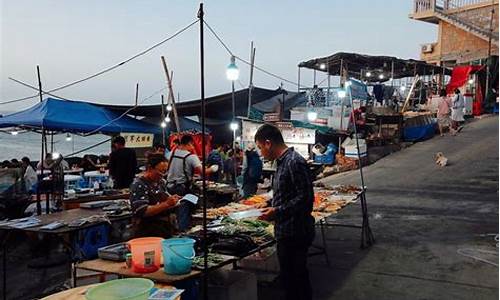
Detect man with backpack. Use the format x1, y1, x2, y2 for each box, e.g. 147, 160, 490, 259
242, 142, 263, 198
166, 134, 217, 231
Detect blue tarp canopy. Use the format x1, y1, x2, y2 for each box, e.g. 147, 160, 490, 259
0, 98, 161, 134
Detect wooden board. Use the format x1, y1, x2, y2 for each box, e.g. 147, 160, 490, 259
76, 259, 201, 284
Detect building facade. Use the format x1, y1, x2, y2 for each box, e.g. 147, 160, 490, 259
409, 0, 499, 66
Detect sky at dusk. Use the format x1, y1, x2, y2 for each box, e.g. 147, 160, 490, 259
0, 0, 436, 111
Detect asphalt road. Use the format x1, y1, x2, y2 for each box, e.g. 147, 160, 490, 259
300, 116, 499, 300
3, 116, 498, 300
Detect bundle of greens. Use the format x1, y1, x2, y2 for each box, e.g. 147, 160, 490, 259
193, 253, 225, 269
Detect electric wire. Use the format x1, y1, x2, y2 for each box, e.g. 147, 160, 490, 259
203, 20, 305, 88
1, 19, 199, 105
82, 86, 167, 136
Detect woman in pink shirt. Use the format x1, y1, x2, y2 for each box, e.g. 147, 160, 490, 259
437, 89, 453, 136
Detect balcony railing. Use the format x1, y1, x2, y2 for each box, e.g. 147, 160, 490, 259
413, 0, 493, 14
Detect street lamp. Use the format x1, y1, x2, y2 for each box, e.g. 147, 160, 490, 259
227, 56, 239, 185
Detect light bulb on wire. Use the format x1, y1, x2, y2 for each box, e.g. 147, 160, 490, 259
226, 56, 239, 81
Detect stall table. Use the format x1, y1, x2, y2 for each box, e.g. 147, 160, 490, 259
0, 208, 132, 300
75, 253, 237, 286
62, 191, 130, 210
40, 282, 179, 300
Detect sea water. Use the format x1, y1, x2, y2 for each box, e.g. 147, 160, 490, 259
0, 131, 111, 161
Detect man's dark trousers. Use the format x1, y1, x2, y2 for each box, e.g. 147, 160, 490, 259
276, 237, 312, 300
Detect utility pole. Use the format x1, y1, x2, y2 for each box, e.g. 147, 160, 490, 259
134, 83, 139, 119
485, 0, 495, 105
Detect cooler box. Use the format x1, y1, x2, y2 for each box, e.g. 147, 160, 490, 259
74, 224, 110, 260
344, 143, 367, 159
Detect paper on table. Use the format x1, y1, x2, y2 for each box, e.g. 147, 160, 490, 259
149, 288, 184, 300
179, 194, 198, 205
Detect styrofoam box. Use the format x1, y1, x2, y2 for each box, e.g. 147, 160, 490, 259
344, 144, 367, 159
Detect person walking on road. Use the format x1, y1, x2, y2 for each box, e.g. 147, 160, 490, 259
451, 88, 465, 134
437, 89, 453, 136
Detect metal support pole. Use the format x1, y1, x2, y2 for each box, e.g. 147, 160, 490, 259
161, 95, 166, 145
348, 91, 375, 248
231, 81, 237, 184
247, 41, 255, 118
134, 83, 139, 119
327, 58, 331, 105
485, 0, 495, 104
298, 66, 301, 93
313, 69, 317, 86
198, 4, 208, 299
37, 66, 44, 216
391, 60, 395, 87
340, 59, 344, 86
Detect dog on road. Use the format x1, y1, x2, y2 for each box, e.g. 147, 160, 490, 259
435, 152, 448, 167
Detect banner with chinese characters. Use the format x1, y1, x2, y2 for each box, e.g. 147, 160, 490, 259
121, 133, 154, 148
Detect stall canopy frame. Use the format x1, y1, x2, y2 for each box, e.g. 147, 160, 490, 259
298, 52, 452, 83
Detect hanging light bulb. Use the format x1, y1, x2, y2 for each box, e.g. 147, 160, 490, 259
65, 133, 72, 142
319, 63, 326, 70
230, 122, 238, 131
226, 56, 239, 81
307, 111, 318, 121
164, 116, 171, 123
160, 121, 167, 128
337, 89, 347, 98
365, 71, 372, 77
378, 74, 384, 80
166, 104, 173, 112
468, 78, 474, 84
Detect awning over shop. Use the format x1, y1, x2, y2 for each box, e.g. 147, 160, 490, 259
446, 65, 484, 94
298, 52, 452, 82
0, 98, 161, 134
